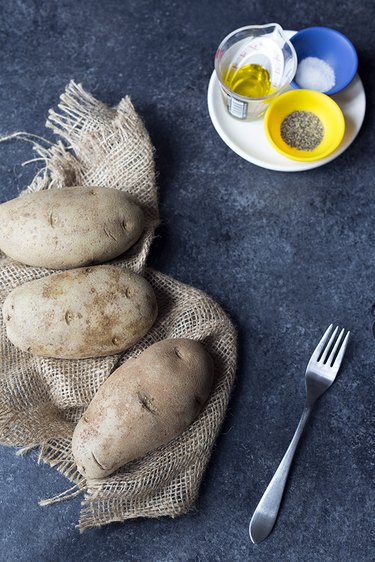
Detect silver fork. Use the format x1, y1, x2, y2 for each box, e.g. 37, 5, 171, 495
249, 324, 350, 544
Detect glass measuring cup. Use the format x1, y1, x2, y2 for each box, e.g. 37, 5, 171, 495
214, 23, 297, 120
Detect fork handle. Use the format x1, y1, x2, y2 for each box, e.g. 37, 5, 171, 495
249, 406, 312, 544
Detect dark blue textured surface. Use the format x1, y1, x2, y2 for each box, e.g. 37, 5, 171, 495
0, 1, 374, 561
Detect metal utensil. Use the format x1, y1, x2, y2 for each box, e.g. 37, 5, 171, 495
249, 324, 350, 544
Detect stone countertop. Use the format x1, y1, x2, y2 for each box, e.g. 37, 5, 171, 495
0, 1, 374, 561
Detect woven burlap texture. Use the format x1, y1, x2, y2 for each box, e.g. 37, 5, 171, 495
0, 81, 237, 531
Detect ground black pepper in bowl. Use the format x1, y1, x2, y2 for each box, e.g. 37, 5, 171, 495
280, 110, 324, 151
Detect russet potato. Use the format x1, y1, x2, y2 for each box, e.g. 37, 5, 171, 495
2, 265, 157, 359
72, 338, 214, 479
0, 187, 144, 269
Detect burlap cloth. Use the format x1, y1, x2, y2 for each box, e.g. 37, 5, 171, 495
0, 81, 237, 531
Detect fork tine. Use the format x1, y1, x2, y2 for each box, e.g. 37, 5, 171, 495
331, 330, 350, 371
320, 326, 339, 364
309, 324, 333, 361
325, 327, 345, 366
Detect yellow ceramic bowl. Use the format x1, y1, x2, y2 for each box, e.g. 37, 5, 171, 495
264, 89, 345, 162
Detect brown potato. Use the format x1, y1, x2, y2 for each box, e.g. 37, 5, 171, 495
2, 265, 157, 359
0, 186, 144, 269
72, 338, 214, 479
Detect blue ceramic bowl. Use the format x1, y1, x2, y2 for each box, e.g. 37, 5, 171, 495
290, 26, 358, 95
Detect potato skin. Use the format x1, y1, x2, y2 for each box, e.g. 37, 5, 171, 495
72, 338, 214, 479
0, 187, 144, 269
2, 265, 157, 359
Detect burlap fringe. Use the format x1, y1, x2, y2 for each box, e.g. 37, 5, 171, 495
39, 484, 84, 507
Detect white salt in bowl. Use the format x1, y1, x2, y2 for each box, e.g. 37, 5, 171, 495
290, 26, 358, 95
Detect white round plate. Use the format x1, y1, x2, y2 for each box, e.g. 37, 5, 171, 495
207, 31, 366, 172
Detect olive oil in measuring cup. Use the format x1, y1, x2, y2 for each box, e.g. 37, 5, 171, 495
215, 24, 297, 119
224, 63, 271, 98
